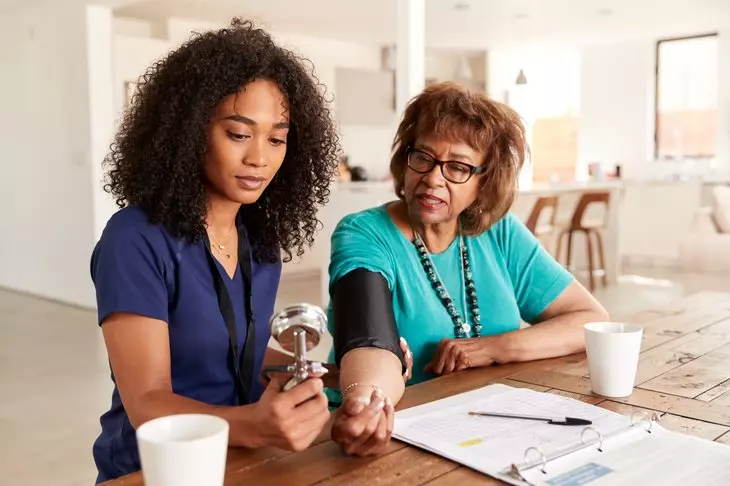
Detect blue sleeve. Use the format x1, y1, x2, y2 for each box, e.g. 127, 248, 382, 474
328, 213, 396, 293
90, 218, 170, 325
499, 213, 574, 323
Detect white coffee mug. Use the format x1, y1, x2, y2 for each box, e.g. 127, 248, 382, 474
584, 322, 643, 398
136, 414, 229, 486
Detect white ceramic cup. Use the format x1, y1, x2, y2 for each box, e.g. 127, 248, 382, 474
584, 322, 643, 398
136, 414, 229, 486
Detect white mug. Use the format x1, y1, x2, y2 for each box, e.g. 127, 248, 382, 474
136, 414, 229, 486
584, 322, 643, 398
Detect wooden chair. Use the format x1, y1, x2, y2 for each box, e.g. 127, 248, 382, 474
525, 195, 559, 238
555, 192, 610, 292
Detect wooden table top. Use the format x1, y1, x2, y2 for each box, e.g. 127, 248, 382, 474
103, 291, 730, 485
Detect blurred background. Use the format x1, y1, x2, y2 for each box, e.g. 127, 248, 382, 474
1, 1, 730, 484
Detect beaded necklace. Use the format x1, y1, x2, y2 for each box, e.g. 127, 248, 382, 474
412, 227, 482, 338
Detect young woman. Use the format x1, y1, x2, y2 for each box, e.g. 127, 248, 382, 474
91, 19, 340, 482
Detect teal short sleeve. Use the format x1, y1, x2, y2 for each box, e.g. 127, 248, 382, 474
328, 212, 396, 293
499, 213, 574, 322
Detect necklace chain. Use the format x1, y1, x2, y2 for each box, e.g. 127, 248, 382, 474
208, 227, 236, 260
412, 227, 482, 339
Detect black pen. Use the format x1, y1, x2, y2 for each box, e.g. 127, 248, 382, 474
468, 411, 592, 426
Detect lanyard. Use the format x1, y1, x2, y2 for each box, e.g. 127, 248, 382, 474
202, 224, 256, 405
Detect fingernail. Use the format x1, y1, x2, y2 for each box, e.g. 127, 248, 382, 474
406, 350, 412, 359
400, 337, 408, 345
373, 398, 385, 411
352, 397, 368, 413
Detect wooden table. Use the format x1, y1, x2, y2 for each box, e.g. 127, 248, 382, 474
104, 291, 730, 485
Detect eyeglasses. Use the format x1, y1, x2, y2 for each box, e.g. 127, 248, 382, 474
406, 148, 486, 184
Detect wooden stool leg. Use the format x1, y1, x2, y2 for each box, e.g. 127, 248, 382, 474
585, 229, 595, 292
555, 231, 564, 263
566, 230, 574, 271
594, 229, 608, 286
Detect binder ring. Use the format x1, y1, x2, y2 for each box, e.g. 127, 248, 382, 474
646, 412, 662, 433
580, 427, 604, 452
630, 411, 648, 426
523, 446, 548, 474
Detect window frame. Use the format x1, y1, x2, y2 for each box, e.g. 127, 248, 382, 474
653, 32, 718, 160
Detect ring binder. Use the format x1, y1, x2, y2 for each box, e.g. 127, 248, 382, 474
524, 447, 547, 473
580, 427, 603, 452
506, 412, 662, 481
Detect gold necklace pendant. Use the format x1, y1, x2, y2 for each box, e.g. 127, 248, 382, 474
208, 229, 235, 259
212, 243, 231, 259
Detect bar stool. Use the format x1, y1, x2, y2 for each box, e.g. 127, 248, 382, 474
525, 195, 559, 238
555, 192, 610, 292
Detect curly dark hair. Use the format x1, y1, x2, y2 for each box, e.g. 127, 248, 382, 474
104, 18, 340, 263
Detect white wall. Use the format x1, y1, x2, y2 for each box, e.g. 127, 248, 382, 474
0, 2, 109, 307
87, 5, 116, 243
487, 46, 581, 186
487, 46, 581, 119
113, 16, 155, 38
338, 125, 397, 179
717, 29, 730, 169
114, 35, 173, 121
577, 40, 656, 180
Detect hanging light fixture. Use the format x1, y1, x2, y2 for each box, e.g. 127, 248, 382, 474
516, 68, 527, 85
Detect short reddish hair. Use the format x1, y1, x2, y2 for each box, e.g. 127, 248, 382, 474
390, 82, 527, 235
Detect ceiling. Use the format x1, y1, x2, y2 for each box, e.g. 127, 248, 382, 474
15, 0, 729, 48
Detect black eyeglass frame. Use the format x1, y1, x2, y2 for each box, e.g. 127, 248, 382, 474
405, 146, 487, 184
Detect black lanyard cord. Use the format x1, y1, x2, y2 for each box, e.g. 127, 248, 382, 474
203, 224, 257, 405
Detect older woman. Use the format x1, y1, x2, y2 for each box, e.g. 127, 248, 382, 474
327, 82, 608, 456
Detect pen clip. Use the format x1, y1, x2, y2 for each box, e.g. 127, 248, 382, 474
548, 417, 593, 426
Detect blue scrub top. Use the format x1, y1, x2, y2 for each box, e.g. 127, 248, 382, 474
90, 206, 281, 483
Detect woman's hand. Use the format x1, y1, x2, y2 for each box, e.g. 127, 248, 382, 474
332, 338, 413, 456
425, 337, 500, 376
247, 375, 331, 452
331, 389, 394, 456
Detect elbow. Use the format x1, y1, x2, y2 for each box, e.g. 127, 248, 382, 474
572, 305, 609, 354
124, 393, 151, 429
591, 303, 610, 324
121, 389, 166, 429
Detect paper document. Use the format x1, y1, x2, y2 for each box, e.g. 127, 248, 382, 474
394, 386, 630, 483
522, 424, 730, 485
394, 384, 730, 485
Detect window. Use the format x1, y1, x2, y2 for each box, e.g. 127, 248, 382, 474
655, 34, 718, 160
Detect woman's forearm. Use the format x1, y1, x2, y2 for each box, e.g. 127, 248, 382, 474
492, 309, 607, 363
126, 389, 262, 447
339, 348, 404, 404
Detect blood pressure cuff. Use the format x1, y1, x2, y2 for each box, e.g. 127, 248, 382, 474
331, 268, 407, 373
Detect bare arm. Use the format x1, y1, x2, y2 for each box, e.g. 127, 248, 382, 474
339, 347, 405, 405
428, 281, 609, 375
103, 313, 329, 450
493, 280, 609, 362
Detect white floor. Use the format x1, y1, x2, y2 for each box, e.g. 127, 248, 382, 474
1, 265, 728, 485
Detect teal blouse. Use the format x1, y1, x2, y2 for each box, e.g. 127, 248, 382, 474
327, 203, 573, 387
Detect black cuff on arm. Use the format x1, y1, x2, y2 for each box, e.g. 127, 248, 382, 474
331, 268, 406, 372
